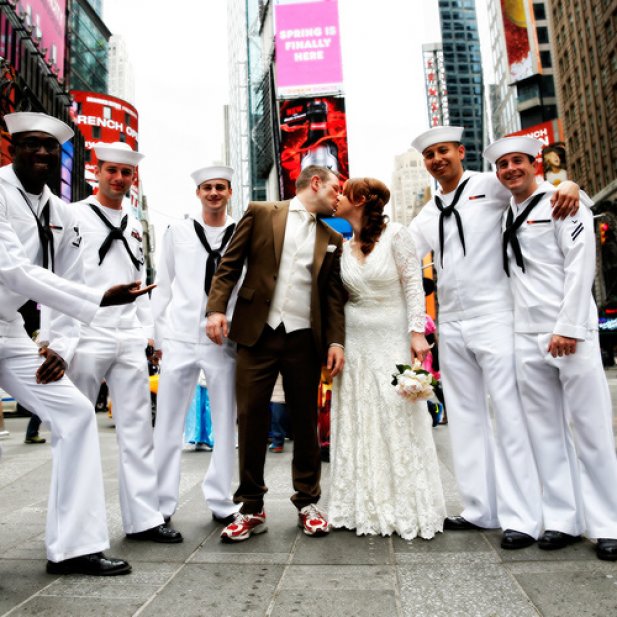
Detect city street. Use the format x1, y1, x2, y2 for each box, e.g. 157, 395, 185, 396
1, 368, 616, 617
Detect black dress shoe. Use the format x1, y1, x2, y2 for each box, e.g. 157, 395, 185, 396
538, 530, 582, 550
596, 538, 617, 561
212, 512, 237, 526
501, 529, 535, 550
126, 524, 183, 543
46, 552, 131, 576
443, 516, 484, 531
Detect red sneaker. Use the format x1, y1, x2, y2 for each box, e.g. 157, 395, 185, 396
298, 504, 330, 537
220, 511, 267, 543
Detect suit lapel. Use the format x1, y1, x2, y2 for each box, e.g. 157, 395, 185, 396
272, 201, 289, 268
312, 220, 329, 280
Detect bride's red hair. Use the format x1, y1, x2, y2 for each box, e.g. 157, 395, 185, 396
343, 177, 390, 255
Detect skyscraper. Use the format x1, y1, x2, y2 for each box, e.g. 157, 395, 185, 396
437, 0, 484, 171
547, 0, 617, 200
68, 0, 110, 93
108, 35, 135, 104
226, 0, 251, 219
390, 150, 431, 225
486, 0, 520, 137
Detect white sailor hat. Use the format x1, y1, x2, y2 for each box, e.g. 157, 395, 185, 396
483, 136, 543, 165
93, 141, 145, 166
191, 164, 234, 186
4, 112, 74, 144
411, 126, 464, 153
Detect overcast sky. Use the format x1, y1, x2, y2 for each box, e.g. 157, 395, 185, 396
103, 0, 491, 254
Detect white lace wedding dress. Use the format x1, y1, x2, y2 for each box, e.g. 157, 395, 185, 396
329, 222, 446, 540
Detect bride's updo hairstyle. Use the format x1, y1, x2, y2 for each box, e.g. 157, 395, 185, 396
343, 177, 390, 256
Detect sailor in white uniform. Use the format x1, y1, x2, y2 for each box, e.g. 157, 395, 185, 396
152, 164, 240, 526
485, 135, 617, 561
409, 126, 580, 549
44, 142, 182, 544
0, 112, 149, 575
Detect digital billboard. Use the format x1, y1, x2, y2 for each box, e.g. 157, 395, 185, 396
70, 91, 141, 215
17, 0, 67, 79
274, 0, 344, 99
508, 119, 567, 184
500, 0, 540, 83
278, 96, 348, 200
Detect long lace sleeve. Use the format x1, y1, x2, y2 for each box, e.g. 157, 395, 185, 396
391, 224, 426, 333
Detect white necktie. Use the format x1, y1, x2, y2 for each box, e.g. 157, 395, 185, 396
295, 209, 314, 250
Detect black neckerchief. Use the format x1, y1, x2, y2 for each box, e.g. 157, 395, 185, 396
88, 203, 142, 270
17, 188, 54, 271
502, 192, 546, 276
434, 177, 471, 268
192, 219, 236, 295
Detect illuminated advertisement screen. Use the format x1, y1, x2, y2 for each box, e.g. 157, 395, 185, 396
278, 96, 349, 200
508, 119, 567, 184
274, 0, 344, 99
17, 0, 67, 79
500, 0, 539, 82
70, 91, 141, 214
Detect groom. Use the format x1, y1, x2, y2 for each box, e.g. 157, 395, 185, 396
206, 165, 346, 542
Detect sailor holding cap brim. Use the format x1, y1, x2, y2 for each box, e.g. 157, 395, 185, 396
486, 136, 617, 560
43, 141, 182, 544
0, 112, 141, 575
408, 126, 581, 549
151, 164, 240, 526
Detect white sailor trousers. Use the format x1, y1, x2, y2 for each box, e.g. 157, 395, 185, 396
0, 331, 109, 561
154, 338, 238, 520
515, 332, 617, 538
439, 311, 542, 536
68, 325, 164, 534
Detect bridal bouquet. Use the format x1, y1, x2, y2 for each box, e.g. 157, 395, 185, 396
391, 360, 437, 402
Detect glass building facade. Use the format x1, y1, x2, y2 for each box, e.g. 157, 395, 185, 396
89, 0, 104, 17
438, 0, 484, 171
68, 0, 110, 93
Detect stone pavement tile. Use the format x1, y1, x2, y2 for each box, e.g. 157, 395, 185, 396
269, 590, 398, 617
0, 559, 50, 614
6, 596, 143, 617
292, 527, 392, 565
509, 563, 617, 617
139, 563, 284, 617
484, 531, 598, 562
278, 564, 395, 591
190, 501, 299, 565
392, 528, 498, 565
398, 563, 538, 617
0, 563, 176, 617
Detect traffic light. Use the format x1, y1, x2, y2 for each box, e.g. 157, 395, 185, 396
599, 222, 609, 245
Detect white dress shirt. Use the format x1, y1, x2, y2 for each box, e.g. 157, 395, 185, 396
0, 165, 101, 334
44, 195, 153, 361
504, 181, 597, 339
151, 215, 239, 346
409, 170, 514, 323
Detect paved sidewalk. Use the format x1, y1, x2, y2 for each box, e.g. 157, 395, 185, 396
1, 370, 616, 616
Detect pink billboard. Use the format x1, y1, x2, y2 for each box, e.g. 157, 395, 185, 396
275, 0, 344, 99
17, 0, 67, 79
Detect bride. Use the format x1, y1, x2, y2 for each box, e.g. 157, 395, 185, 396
328, 177, 446, 540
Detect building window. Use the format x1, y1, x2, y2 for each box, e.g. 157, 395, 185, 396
103, 106, 112, 119
533, 3, 546, 20
92, 126, 101, 139
536, 26, 549, 44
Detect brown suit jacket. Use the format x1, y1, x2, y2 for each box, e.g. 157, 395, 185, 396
206, 200, 346, 355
